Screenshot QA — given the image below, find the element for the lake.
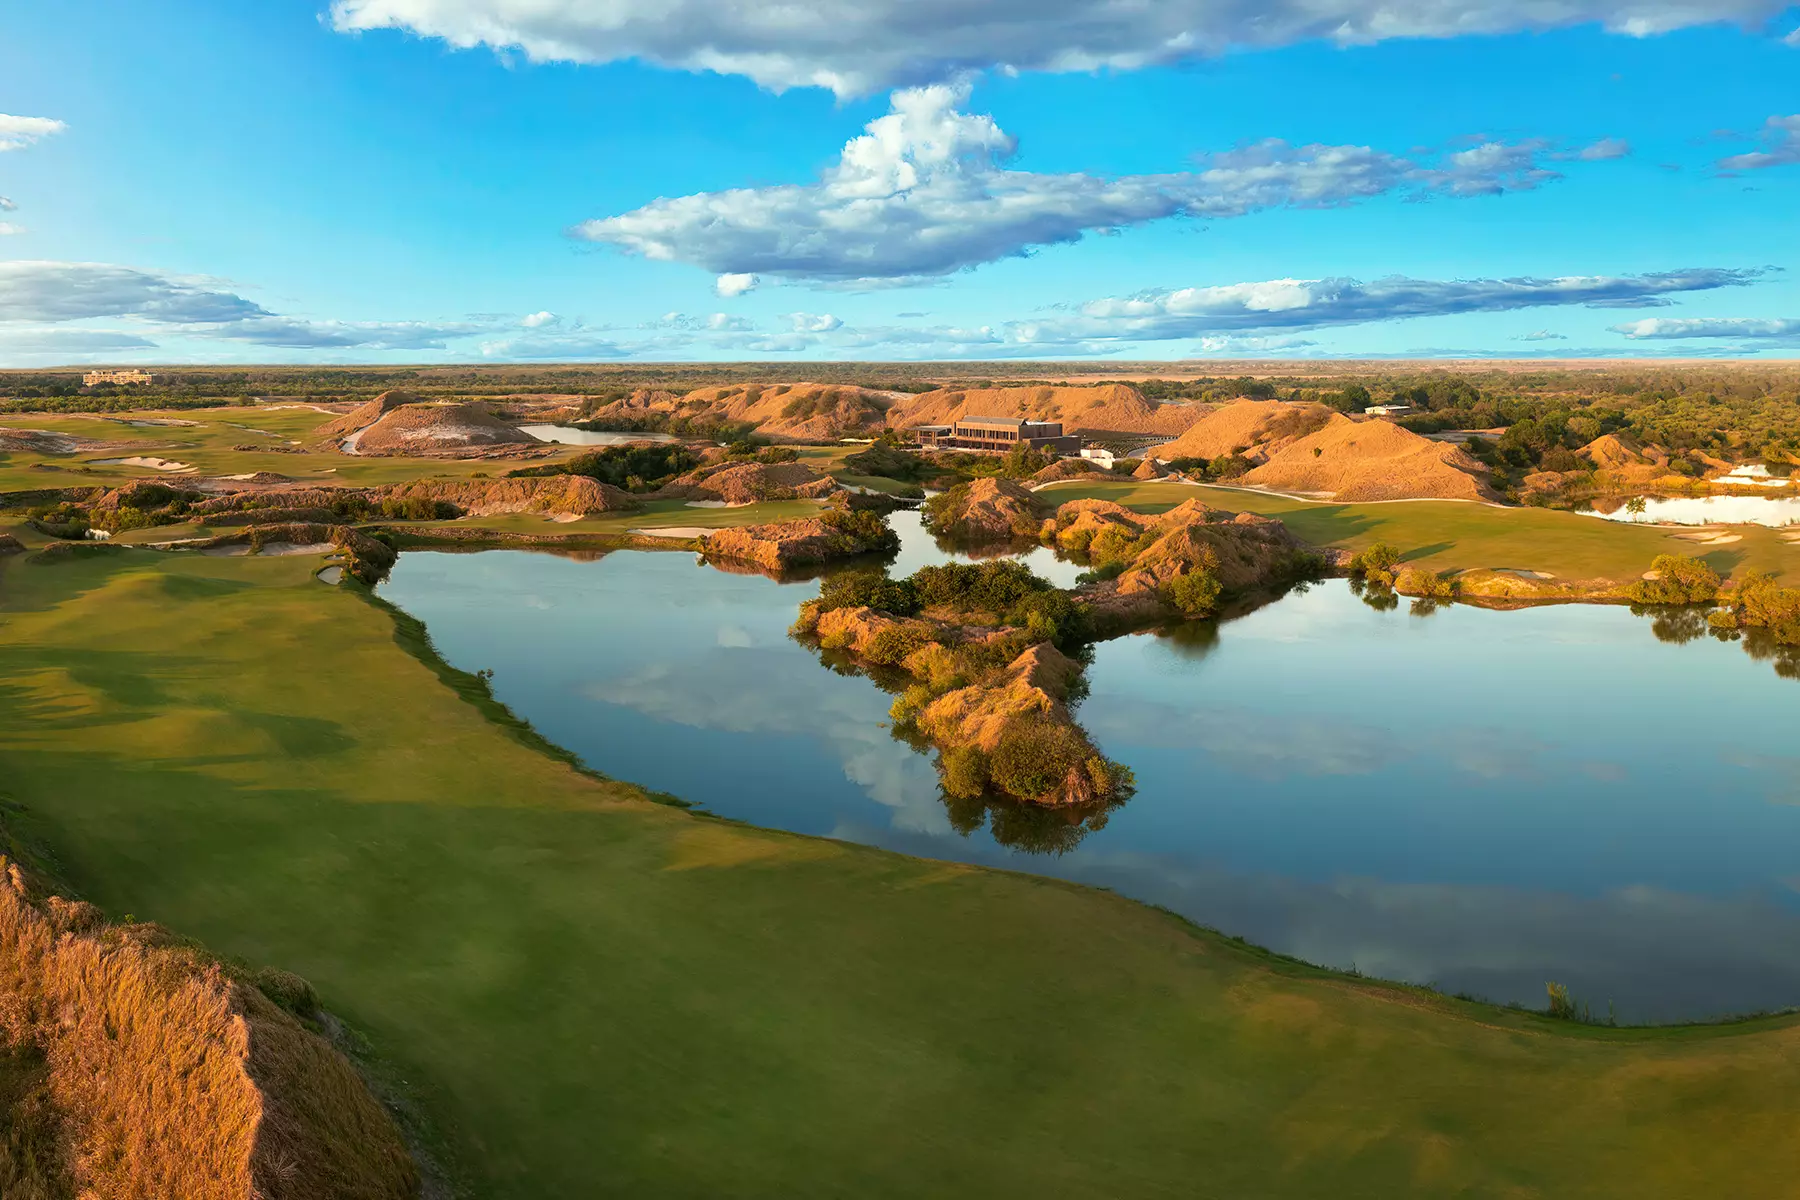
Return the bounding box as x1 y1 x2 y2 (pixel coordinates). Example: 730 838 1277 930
378 525 1800 1023
1582 493 1800 527
520 424 679 446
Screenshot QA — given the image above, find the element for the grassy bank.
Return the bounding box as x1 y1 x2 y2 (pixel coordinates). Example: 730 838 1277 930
5 546 1800 1197
1040 480 1800 584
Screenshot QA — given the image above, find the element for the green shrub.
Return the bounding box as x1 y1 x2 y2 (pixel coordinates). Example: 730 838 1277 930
1396 567 1458 601
988 720 1092 801
816 570 920 616
1626 555 1721 605
1732 572 1800 644
1349 542 1401 575
1166 568 1223 616
940 746 989 799
864 624 940 666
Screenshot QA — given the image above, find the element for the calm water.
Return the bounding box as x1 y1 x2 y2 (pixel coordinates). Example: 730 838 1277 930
379 527 1800 1022
519 424 679 446
1581 494 1800 527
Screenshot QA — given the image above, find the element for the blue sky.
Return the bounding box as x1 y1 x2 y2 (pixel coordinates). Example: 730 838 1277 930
1 0 1798 364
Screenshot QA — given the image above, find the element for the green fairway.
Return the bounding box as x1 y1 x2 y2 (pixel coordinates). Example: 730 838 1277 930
0 406 584 492
5 546 1800 1197
1039 480 1800 583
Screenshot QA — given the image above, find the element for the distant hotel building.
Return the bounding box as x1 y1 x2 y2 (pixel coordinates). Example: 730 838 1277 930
83 369 155 387
906 415 1081 456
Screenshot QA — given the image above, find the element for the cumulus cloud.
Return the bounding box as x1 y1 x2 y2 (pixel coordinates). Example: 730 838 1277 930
714 272 758 297
787 312 843 333
1517 329 1569 340
1612 316 1800 339
521 309 558 327
328 0 1788 95
1717 114 1800 171
0 114 66 152
577 85 1575 287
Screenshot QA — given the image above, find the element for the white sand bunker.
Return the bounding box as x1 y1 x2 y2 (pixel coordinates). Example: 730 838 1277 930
92 456 196 472
632 527 714 539
317 566 344 584
202 541 336 558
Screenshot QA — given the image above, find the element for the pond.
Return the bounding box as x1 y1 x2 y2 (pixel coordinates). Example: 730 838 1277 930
378 533 1800 1023
519 424 679 446
1581 493 1800 527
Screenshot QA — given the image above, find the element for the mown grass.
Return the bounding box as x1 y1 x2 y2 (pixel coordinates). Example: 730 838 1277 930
0 406 583 492
6 547 1800 1197
1041 480 1800 583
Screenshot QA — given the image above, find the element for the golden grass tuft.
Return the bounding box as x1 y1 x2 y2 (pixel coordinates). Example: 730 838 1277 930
0 858 417 1200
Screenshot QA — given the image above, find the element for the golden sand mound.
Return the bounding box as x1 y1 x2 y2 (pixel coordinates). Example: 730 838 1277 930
887 384 1206 436
1156 400 1335 462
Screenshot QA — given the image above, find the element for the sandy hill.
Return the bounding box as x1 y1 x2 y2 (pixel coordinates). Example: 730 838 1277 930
1 854 417 1198
654 460 839 505
346 402 537 457
1240 416 1497 502
1157 400 1335 462
586 383 895 442
886 384 1206 437
310 390 421 444
1582 433 1668 474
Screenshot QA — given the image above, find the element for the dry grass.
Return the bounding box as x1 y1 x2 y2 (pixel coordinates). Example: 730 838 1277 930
0 858 417 1200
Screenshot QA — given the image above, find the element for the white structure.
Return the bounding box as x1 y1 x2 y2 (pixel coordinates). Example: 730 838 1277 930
1364 404 1414 417
1080 447 1116 468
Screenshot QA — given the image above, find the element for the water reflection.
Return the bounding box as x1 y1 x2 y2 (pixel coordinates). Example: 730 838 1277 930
379 550 1800 1021
1581 493 1800 527
519 424 679 446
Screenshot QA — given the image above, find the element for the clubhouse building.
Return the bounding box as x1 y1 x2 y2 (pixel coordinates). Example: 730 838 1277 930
906 416 1081 456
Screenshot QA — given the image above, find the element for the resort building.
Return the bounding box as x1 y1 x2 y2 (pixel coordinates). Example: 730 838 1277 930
83 369 155 386
1079 447 1117 468
1363 403 1415 418
907 416 1081 456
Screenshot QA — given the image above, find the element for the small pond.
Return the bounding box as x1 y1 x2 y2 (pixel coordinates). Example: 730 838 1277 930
379 524 1800 1022
520 424 679 446
1581 494 1800 527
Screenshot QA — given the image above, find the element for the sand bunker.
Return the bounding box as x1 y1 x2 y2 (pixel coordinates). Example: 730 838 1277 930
201 541 335 558
632 526 714 539
91 456 196 472
317 566 344 584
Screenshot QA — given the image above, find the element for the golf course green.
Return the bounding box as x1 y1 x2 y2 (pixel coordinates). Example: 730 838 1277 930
4 543 1800 1197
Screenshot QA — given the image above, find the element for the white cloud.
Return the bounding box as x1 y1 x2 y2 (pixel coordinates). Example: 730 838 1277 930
0 260 270 323
578 85 1575 287
0 260 484 349
0 114 66 153
328 0 1787 95
1577 137 1633 160
1717 114 1800 171
1612 316 1800 339
0 197 16 212
705 312 753 331
521 309 558 327
0 223 22 237
1022 269 1763 342
787 312 843 333
1785 26 1800 46
1517 329 1569 341
714 272 758 297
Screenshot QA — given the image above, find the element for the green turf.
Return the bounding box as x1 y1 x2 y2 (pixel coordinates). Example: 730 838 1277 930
0 406 584 492
1038 480 1800 583
5 546 1800 1197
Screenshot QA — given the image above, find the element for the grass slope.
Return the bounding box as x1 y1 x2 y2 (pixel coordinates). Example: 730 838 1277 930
4 548 1800 1198
1041 480 1800 583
